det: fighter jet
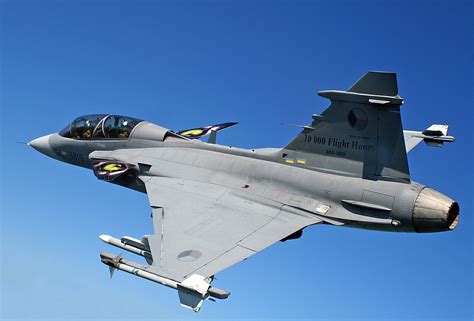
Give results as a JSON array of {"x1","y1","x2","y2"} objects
[{"x1": 29, "y1": 71, "x2": 459, "y2": 312}]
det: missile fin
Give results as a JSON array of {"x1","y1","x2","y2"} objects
[
  {"x1": 109, "y1": 265, "x2": 116, "y2": 279},
  {"x1": 108, "y1": 253, "x2": 122, "y2": 278}
]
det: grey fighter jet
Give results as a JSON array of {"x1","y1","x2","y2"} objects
[{"x1": 29, "y1": 71, "x2": 459, "y2": 312}]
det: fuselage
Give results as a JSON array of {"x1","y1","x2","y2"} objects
[{"x1": 30, "y1": 118, "x2": 459, "y2": 234}]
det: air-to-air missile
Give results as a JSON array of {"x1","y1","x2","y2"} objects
[
  {"x1": 99, "y1": 236, "x2": 230, "y2": 312},
  {"x1": 99, "y1": 235, "x2": 153, "y2": 264}
]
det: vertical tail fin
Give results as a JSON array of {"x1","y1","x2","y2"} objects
[{"x1": 284, "y1": 71, "x2": 409, "y2": 182}]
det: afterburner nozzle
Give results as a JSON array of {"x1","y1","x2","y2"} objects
[{"x1": 412, "y1": 187, "x2": 459, "y2": 233}]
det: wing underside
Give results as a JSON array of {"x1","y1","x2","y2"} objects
[
  {"x1": 99, "y1": 174, "x2": 321, "y2": 311},
  {"x1": 139, "y1": 176, "x2": 320, "y2": 281}
]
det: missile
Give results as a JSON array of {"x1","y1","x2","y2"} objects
[
  {"x1": 99, "y1": 235, "x2": 153, "y2": 264},
  {"x1": 101, "y1": 251, "x2": 180, "y2": 289},
  {"x1": 99, "y1": 252, "x2": 230, "y2": 300},
  {"x1": 121, "y1": 236, "x2": 149, "y2": 251}
]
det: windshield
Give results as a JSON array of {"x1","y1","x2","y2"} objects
[{"x1": 59, "y1": 114, "x2": 143, "y2": 140}]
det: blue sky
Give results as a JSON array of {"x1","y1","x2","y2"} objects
[{"x1": 1, "y1": 0, "x2": 472, "y2": 320}]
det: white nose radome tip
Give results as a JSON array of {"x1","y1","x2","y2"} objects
[
  {"x1": 29, "y1": 134, "x2": 57, "y2": 159},
  {"x1": 29, "y1": 134, "x2": 50, "y2": 150}
]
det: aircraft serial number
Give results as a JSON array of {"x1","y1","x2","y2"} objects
[
  {"x1": 67, "y1": 151, "x2": 84, "y2": 163},
  {"x1": 326, "y1": 149, "x2": 346, "y2": 157}
]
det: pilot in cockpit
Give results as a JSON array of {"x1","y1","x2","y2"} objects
[
  {"x1": 118, "y1": 119, "x2": 132, "y2": 138},
  {"x1": 81, "y1": 120, "x2": 93, "y2": 139},
  {"x1": 60, "y1": 114, "x2": 143, "y2": 140}
]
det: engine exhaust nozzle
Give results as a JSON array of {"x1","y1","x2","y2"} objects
[{"x1": 412, "y1": 187, "x2": 459, "y2": 233}]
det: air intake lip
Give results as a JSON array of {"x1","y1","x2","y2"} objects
[{"x1": 412, "y1": 187, "x2": 460, "y2": 233}]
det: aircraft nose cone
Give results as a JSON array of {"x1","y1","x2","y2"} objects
[{"x1": 29, "y1": 134, "x2": 58, "y2": 159}]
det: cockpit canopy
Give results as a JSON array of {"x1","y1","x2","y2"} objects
[{"x1": 59, "y1": 114, "x2": 143, "y2": 140}]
